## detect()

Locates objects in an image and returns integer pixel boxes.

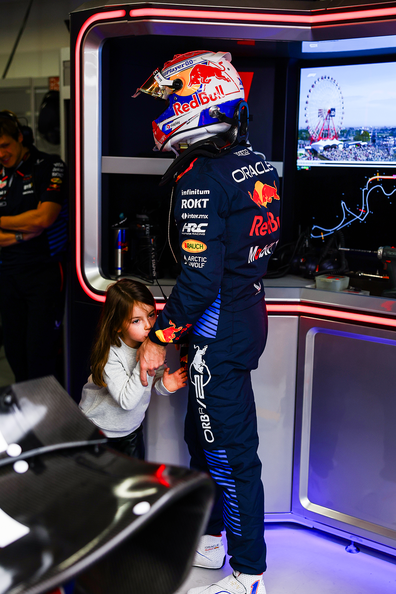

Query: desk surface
[264,274,396,318]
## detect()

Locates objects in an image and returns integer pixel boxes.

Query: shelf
[102,156,174,175]
[102,156,283,177]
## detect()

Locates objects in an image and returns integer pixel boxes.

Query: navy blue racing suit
[0,146,68,383]
[149,143,280,575]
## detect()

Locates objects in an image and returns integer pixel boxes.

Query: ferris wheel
[304,76,344,142]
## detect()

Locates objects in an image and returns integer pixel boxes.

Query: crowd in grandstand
[298,144,394,162]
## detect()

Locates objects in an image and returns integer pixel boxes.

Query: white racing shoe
[193,534,226,569]
[187,571,267,594]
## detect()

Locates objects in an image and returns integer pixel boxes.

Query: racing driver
[135,50,281,594]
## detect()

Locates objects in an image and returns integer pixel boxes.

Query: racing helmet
[134,50,246,152]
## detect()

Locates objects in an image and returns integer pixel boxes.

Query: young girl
[79,278,187,459]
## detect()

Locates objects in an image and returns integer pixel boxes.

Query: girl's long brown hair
[90,279,155,387]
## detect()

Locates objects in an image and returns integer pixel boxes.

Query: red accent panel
[75,10,126,303]
[76,5,396,303]
[155,463,170,487]
[266,303,396,329]
[176,158,198,183]
[239,72,254,101]
[129,6,396,25]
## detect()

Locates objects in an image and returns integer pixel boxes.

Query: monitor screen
[296,165,396,253]
[297,61,396,167]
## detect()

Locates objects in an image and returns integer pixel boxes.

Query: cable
[155,278,168,302]
[265,229,311,278]
[167,186,178,264]
[2,0,34,79]
[313,230,349,276]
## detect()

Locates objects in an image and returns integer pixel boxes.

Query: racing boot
[187,571,266,594]
[193,534,226,569]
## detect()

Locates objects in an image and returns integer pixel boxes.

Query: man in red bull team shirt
[0,110,68,384]
[135,51,280,594]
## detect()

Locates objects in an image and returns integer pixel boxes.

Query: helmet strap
[234,100,250,143]
[209,100,249,144]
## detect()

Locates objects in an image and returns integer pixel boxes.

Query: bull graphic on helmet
[187,62,231,88]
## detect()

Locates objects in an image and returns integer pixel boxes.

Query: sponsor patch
[248,181,280,209]
[181,189,210,196]
[248,240,278,263]
[181,197,209,209]
[181,212,208,220]
[232,160,274,183]
[182,240,207,253]
[234,148,251,156]
[155,320,191,343]
[249,212,280,236]
[190,345,214,443]
[182,222,208,235]
[184,254,208,268]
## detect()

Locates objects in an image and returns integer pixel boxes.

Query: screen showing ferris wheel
[297,61,396,167]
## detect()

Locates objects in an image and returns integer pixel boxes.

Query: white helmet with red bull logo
[133,50,246,152]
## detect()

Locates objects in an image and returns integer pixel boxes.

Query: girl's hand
[162,367,188,392]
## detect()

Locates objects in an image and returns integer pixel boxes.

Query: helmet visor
[133,69,176,100]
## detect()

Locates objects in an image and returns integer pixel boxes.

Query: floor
[1,349,395,594]
[175,524,396,594]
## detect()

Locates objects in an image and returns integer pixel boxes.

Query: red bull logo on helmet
[173,88,226,117]
[162,56,241,118]
[248,181,280,209]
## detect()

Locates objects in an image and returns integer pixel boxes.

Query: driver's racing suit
[148,143,280,575]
